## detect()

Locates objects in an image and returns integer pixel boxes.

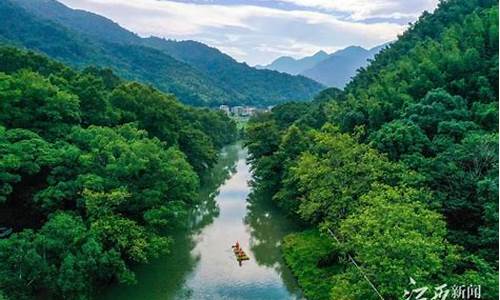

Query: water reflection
[190,144,240,231]
[244,184,303,296]
[99,145,239,300]
[99,144,302,300]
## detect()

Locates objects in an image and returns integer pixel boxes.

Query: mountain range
[259,44,388,88]
[256,50,329,75]
[0,0,324,107]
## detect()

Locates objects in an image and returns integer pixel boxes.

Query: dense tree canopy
[246,0,498,299]
[0,46,237,299]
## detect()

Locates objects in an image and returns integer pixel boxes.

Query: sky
[58,0,440,65]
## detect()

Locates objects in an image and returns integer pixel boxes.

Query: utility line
[326,228,385,300]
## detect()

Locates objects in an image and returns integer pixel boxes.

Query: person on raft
[232,241,246,257]
[233,241,240,250]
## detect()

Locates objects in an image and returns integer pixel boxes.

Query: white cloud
[275,0,439,21]
[57,0,419,65]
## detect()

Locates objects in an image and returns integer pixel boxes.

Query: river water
[99,143,303,300]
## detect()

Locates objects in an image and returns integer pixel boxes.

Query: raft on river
[231,244,250,261]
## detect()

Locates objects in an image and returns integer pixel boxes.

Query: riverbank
[99,144,303,299]
[282,230,343,300]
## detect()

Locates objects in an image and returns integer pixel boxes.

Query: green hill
[1,0,324,106]
[246,0,499,298]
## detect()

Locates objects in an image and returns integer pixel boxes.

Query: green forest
[246,0,499,299]
[0,0,498,299]
[0,0,324,107]
[0,46,237,299]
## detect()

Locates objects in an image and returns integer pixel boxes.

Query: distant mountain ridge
[302,44,388,88]
[0,0,324,106]
[256,50,329,75]
[259,44,389,88]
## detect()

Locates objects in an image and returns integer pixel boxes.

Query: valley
[0,0,498,299]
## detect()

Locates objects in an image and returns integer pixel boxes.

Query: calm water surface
[99,144,303,300]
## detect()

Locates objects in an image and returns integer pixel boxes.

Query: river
[99,143,303,300]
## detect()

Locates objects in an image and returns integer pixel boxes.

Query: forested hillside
[246,0,499,299]
[0,46,237,299]
[0,0,324,107]
[0,0,230,107]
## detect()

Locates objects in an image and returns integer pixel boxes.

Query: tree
[435,132,498,260]
[273,125,309,214]
[331,185,456,299]
[291,124,418,226]
[404,88,469,138]
[370,120,433,160]
[0,45,237,300]
[178,127,217,173]
[0,71,80,139]
[245,2,499,299]
[0,230,51,299]
[109,82,182,146]
[68,72,112,126]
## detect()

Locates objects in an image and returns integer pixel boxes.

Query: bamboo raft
[231,245,250,261]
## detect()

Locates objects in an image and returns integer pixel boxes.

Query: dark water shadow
[244,184,304,297]
[98,144,240,300]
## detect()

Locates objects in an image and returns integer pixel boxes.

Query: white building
[242,107,256,116]
[219,105,230,115]
[231,106,244,115]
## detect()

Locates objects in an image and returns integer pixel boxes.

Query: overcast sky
[58,0,439,65]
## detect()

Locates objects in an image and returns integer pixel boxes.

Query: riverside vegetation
[0,46,237,299]
[246,0,499,299]
[0,0,498,299]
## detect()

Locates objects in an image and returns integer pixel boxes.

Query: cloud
[58,0,425,65]
[274,0,439,21]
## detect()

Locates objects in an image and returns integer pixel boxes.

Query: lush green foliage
[0,46,237,299]
[332,185,457,299]
[0,0,323,107]
[282,230,340,300]
[246,1,499,298]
